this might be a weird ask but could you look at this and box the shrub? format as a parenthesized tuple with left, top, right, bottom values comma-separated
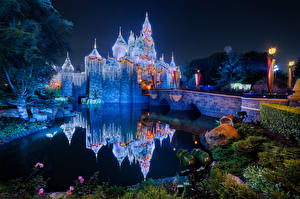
(234, 123, 264, 139)
(212, 146, 254, 178)
(260, 103, 300, 141)
(209, 169, 258, 199)
(232, 136, 268, 155)
(122, 181, 182, 199)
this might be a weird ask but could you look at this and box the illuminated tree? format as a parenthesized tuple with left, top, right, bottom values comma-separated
(0, 0, 72, 119)
(214, 46, 245, 89)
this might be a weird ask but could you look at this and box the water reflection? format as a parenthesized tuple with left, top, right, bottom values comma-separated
(58, 105, 175, 179)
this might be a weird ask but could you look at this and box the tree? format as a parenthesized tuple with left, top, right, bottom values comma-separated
(294, 58, 300, 82)
(0, 0, 72, 119)
(214, 47, 245, 89)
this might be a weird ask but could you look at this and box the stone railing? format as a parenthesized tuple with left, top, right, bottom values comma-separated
(149, 89, 289, 122)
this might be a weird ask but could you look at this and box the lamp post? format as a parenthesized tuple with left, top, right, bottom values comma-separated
(288, 60, 295, 89)
(267, 47, 277, 94)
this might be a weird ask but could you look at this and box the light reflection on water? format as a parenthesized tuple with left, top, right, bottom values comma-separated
(59, 106, 175, 179)
(0, 104, 216, 191)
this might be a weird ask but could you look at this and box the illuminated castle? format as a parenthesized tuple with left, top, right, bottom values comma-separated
(53, 13, 181, 103)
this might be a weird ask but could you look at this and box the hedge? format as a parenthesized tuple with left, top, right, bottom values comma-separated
(260, 103, 300, 141)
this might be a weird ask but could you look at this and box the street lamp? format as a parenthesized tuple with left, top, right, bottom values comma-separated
(288, 60, 295, 89)
(267, 47, 277, 94)
(268, 47, 277, 56)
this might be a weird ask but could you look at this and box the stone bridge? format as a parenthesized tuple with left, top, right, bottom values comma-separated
(149, 89, 288, 121)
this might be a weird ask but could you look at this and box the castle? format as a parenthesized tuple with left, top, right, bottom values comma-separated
(52, 13, 181, 103)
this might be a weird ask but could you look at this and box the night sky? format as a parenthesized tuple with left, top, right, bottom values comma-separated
(53, 0, 300, 73)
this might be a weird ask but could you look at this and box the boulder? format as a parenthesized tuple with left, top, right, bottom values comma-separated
(34, 113, 48, 121)
(205, 124, 239, 148)
(220, 115, 237, 126)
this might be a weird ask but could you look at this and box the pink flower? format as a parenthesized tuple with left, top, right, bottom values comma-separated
(78, 176, 84, 184)
(69, 186, 74, 191)
(35, 162, 44, 168)
(66, 190, 72, 195)
(38, 188, 44, 195)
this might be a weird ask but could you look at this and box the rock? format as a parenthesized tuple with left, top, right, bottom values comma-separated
(227, 173, 245, 184)
(205, 124, 239, 148)
(0, 109, 19, 118)
(34, 113, 48, 121)
(220, 115, 237, 126)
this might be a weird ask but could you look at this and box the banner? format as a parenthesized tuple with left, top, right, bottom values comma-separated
(267, 57, 271, 93)
(288, 67, 293, 89)
(267, 58, 275, 93)
(195, 73, 202, 87)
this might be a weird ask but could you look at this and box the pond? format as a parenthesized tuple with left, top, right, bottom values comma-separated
(0, 104, 217, 191)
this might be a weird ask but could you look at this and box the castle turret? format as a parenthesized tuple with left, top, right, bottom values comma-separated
(61, 52, 74, 96)
(112, 27, 128, 60)
(85, 39, 106, 100)
(128, 30, 135, 57)
(62, 52, 74, 72)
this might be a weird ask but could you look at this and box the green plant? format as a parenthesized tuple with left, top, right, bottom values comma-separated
(232, 136, 268, 155)
(234, 123, 264, 139)
(122, 180, 183, 199)
(212, 146, 254, 178)
(260, 103, 300, 141)
(0, 163, 47, 198)
(208, 169, 258, 199)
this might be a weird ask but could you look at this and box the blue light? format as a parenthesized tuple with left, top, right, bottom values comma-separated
(273, 65, 279, 72)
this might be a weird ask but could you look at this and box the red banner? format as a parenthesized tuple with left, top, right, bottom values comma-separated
(267, 57, 271, 93)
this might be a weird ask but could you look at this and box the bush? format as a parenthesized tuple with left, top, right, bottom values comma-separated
(122, 180, 182, 199)
(209, 169, 258, 199)
(212, 146, 254, 178)
(234, 123, 264, 139)
(232, 136, 268, 155)
(260, 103, 300, 141)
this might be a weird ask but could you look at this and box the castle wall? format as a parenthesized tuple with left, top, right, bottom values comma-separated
(88, 59, 104, 99)
(119, 61, 133, 103)
(102, 69, 121, 103)
(61, 73, 73, 97)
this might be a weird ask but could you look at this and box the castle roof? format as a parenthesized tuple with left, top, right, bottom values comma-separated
(61, 52, 74, 72)
(88, 39, 102, 58)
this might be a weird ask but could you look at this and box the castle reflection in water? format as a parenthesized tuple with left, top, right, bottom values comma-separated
(57, 104, 175, 180)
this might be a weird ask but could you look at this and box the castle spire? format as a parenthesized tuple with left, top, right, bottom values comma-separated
(67, 51, 69, 59)
(94, 38, 97, 49)
(119, 26, 122, 36)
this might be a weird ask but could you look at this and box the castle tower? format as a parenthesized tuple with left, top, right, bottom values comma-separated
(112, 27, 128, 60)
(85, 39, 106, 99)
(128, 30, 135, 57)
(141, 12, 156, 60)
(61, 52, 74, 96)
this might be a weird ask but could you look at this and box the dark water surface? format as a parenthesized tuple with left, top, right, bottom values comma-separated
(0, 104, 216, 191)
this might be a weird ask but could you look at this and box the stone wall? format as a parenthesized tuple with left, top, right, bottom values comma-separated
(150, 89, 289, 121)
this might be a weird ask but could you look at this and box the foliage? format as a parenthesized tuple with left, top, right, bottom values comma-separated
(122, 180, 183, 199)
(293, 58, 300, 82)
(237, 111, 247, 122)
(232, 136, 268, 156)
(182, 52, 227, 85)
(214, 48, 246, 89)
(208, 168, 258, 199)
(234, 123, 264, 139)
(212, 146, 254, 178)
(0, 117, 46, 139)
(260, 103, 300, 141)
(0, 163, 47, 199)
(71, 172, 100, 197)
(244, 146, 300, 198)
(0, 0, 72, 119)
